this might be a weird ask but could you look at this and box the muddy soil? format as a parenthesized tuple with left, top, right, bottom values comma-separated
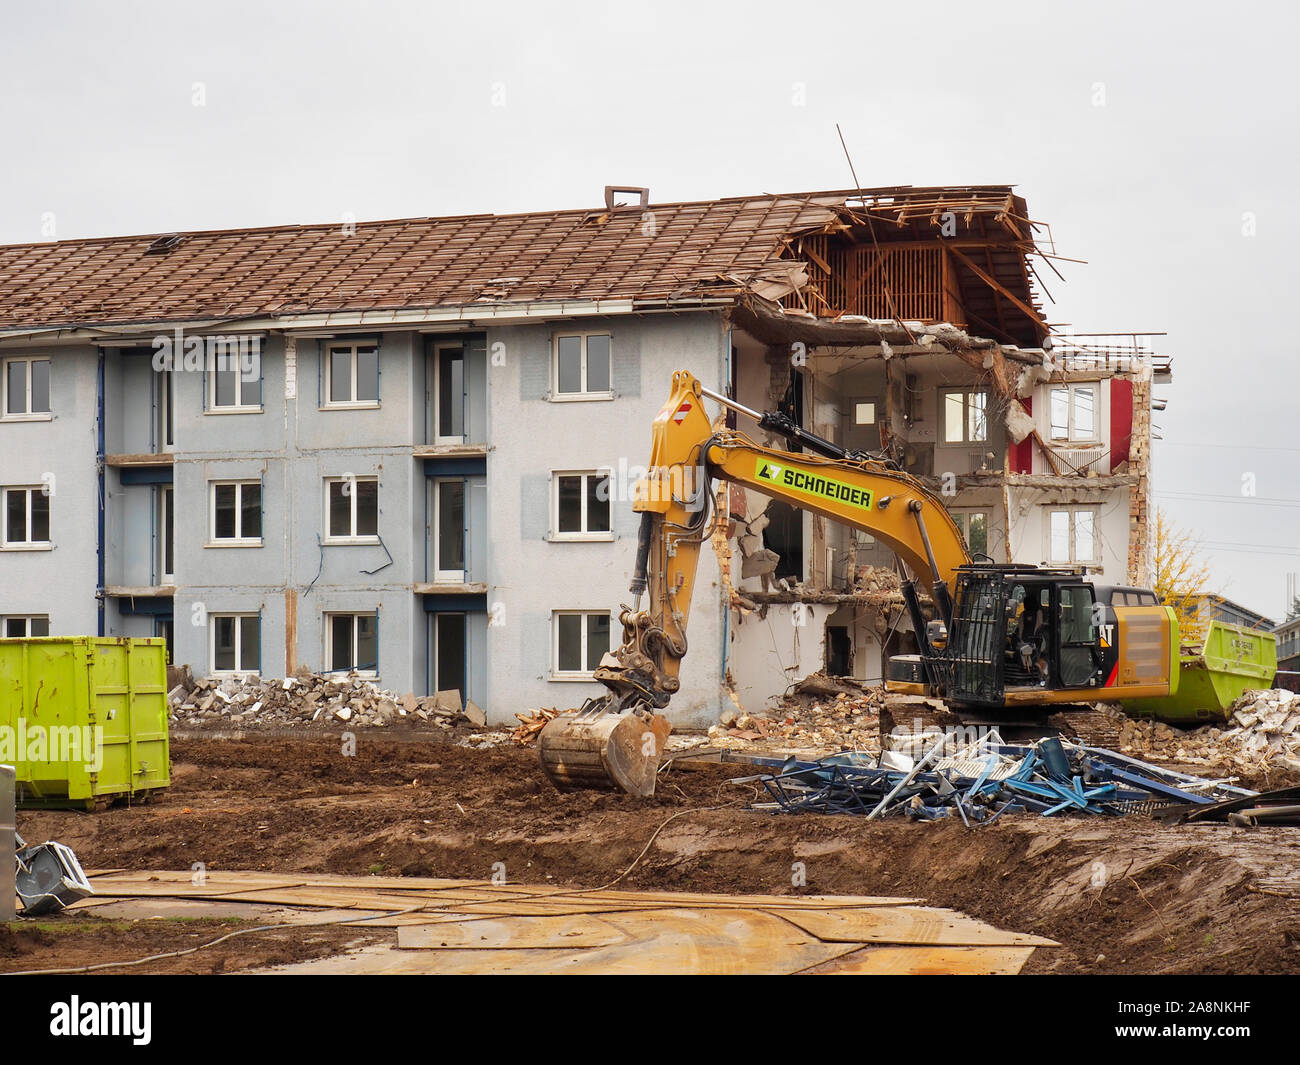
(13, 736, 1300, 975)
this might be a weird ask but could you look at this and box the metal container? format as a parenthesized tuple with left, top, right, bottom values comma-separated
(1126, 621, 1278, 725)
(1, 764, 13, 922)
(0, 637, 170, 809)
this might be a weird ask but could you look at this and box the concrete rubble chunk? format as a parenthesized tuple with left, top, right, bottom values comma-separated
(166, 668, 498, 737)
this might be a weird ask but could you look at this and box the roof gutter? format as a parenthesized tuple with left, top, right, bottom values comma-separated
(0, 297, 737, 345)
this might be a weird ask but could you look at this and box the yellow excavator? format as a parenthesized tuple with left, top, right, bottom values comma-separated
(538, 370, 1180, 796)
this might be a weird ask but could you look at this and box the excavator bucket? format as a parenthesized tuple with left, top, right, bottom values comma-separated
(538, 705, 672, 797)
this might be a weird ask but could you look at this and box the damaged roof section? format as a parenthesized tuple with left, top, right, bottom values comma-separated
(0, 185, 1046, 335)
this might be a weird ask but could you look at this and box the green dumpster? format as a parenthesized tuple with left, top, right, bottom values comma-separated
(0, 637, 170, 809)
(1125, 621, 1278, 725)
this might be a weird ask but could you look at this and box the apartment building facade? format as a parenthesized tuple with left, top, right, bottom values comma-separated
(0, 186, 1168, 725)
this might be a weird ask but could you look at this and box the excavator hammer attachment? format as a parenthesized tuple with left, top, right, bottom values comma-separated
(538, 698, 672, 797)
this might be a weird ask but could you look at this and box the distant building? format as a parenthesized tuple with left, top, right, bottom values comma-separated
(1197, 594, 1275, 632)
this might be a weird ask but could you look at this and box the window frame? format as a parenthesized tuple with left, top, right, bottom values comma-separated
(323, 340, 381, 409)
(2, 615, 50, 638)
(550, 470, 613, 541)
(432, 477, 467, 583)
(550, 332, 614, 401)
(551, 609, 613, 680)
(1048, 382, 1101, 444)
(1046, 506, 1100, 565)
(1, 486, 51, 549)
(209, 613, 261, 676)
(2, 356, 52, 420)
(205, 343, 263, 413)
(209, 479, 263, 546)
(939, 387, 990, 445)
(325, 611, 379, 677)
(432, 342, 466, 443)
(951, 509, 990, 558)
(324, 476, 380, 544)
(158, 484, 175, 583)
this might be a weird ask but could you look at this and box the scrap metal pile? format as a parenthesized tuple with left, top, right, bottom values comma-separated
(732, 733, 1260, 825)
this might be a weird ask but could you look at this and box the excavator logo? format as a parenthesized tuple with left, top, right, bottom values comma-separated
(756, 461, 872, 510)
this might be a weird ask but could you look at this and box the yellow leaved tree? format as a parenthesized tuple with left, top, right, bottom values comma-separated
(1150, 508, 1215, 646)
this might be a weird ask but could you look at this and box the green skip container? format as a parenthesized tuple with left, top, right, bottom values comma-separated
(0, 636, 170, 809)
(1125, 620, 1278, 725)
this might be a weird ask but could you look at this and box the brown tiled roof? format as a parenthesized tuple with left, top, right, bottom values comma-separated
(0, 191, 867, 331)
(0, 185, 1039, 334)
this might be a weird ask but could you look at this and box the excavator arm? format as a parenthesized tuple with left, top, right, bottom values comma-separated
(538, 370, 972, 796)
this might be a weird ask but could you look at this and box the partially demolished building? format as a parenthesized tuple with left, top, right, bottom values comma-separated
(0, 184, 1169, 725)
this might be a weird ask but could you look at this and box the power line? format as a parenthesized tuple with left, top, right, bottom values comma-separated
(1157, 491, 1300, 509)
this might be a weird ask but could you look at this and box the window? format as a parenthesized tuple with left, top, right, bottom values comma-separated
(2, 487, 50, 548)
(327, 612, 378, 674)
(1049, 383, 1098, 442)
(1047, 507, 1098, 564)
(3, 357, 51, 417)
(210, 481, 262, 544)
(2, 615, 49, 637)
(952, 511, 989, 557)
(156, 368, 174, 448)
(853, 400, 877, 426)
(158, 486, 175, 582)
(208, 343, 261, 410)
(434, 344, 465, 442)
(210, 614, 260, 675)
(326, 342, 379, 406)
(326, 477, 379, 542)
(433, 479, 465, 582)
(942, 389, 988, 444)
(553, 471, 611, 539)
(553, 333, 612, 398)
(553, 610, 611, 677)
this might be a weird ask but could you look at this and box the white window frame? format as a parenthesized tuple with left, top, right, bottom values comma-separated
(158, 485, 175, 583)
(324, 341, 380, 408)
(209, 480, 263, 546)
(432, 477, 466, 583)
(1046, 506, 1100, 565)
(432, 342, 466, 444)
(2, 356, 52, 420)
(551, 332, 614, 400)
(325, 611, 379, 677)
(550, 470, 614, 541)
(324, 476, 380, 544)
(2, 615, 50, 638)
(206, 344, 262, 413)
(940, 388, 989, 445)
(1048, 382, 1101, 444)
(209, 613, 260, 676)
(551, 609, 612, 680)
(951, 510, 990, 557)
(1, 486, 51, 549)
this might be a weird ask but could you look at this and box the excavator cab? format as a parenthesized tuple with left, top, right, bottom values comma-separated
(914, 565, 1108, 708)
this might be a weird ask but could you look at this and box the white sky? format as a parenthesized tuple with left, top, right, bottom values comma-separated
(2, 0, 1297, 618)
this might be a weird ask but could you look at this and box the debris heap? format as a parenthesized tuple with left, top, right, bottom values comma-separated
(705, 677, 885, 753)
(167, 668, 488, 730)
(1111, 688, 1300, 777)
(737, 733, 1254, 824)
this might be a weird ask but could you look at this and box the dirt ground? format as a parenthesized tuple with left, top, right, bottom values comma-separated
(7, 734, 1300, 975)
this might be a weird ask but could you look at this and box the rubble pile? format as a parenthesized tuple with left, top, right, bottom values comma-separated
(1111, 688, 1300, 776)
(168, 668, 488, 731)
(706, 677, 886, 753)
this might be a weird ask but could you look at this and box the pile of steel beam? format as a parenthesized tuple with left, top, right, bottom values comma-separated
(732, 736, 1257, 823)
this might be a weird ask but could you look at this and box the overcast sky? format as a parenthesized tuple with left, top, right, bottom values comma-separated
(2, 0, 1296, 619)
